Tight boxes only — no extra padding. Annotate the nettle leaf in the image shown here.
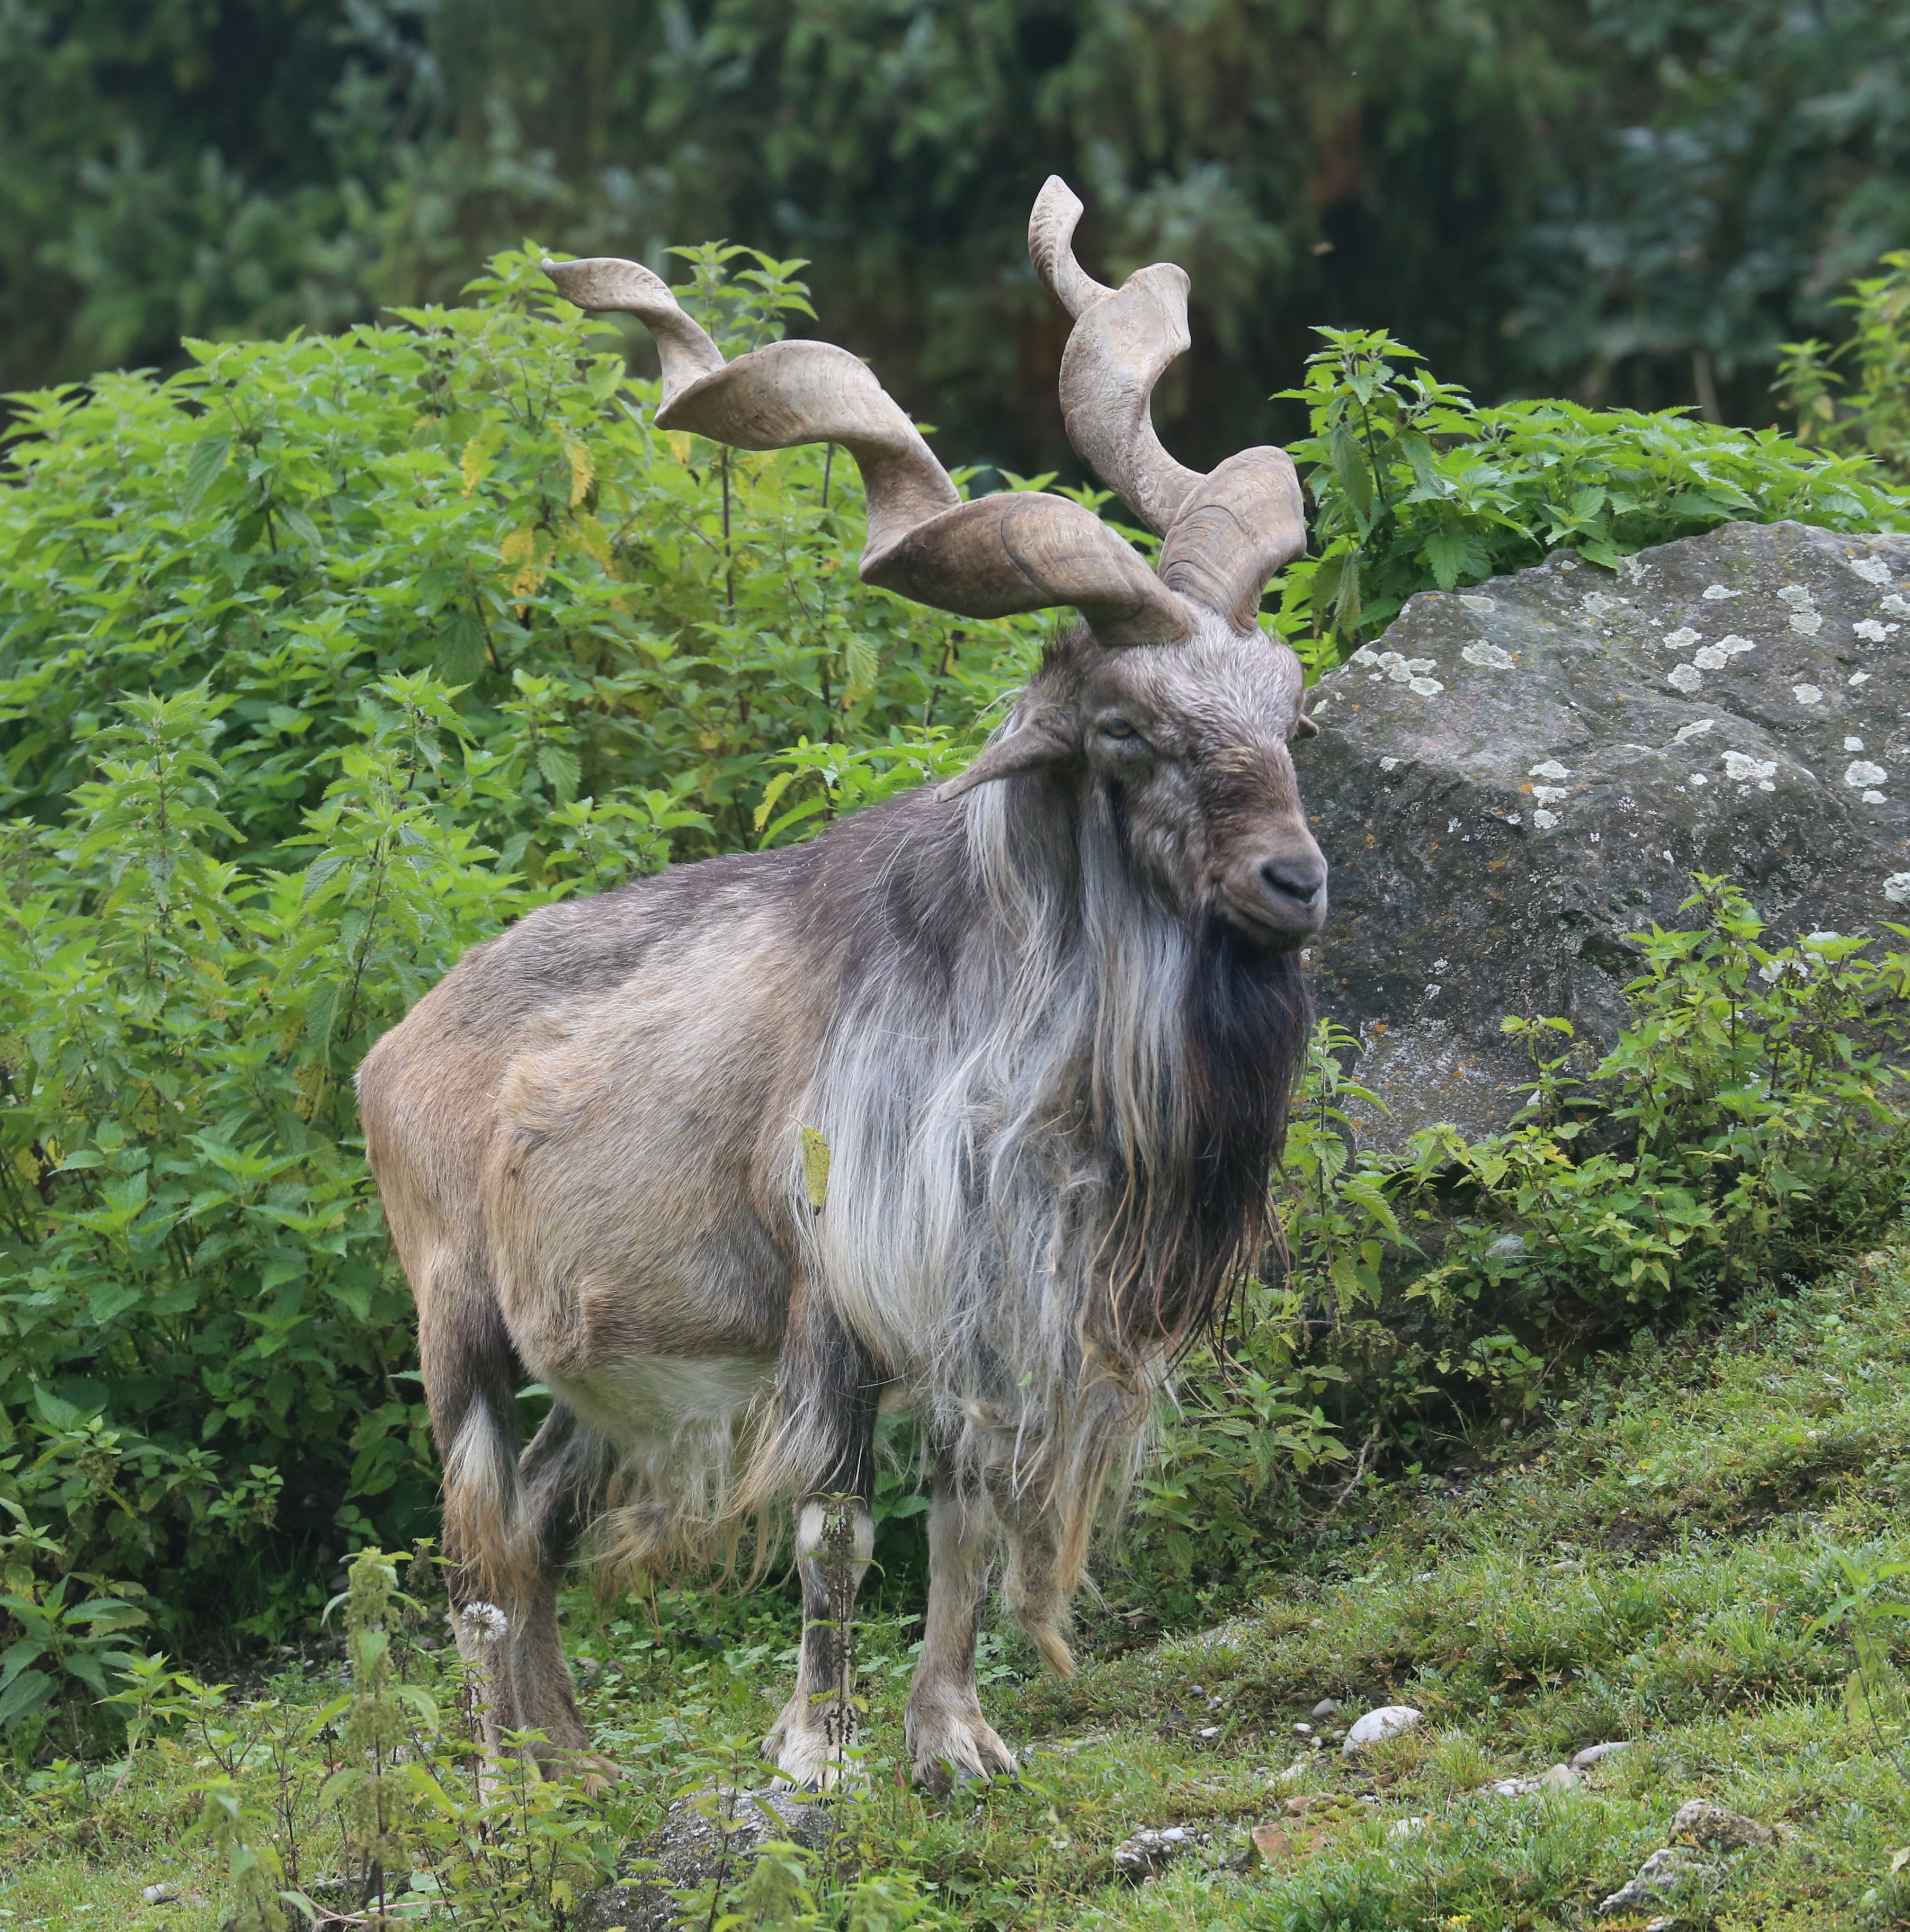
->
[0,1668,55,1730]
[1421,531,1487,592]
[535,743,581,803]
[438,609,489,685]
[180,433,232,511]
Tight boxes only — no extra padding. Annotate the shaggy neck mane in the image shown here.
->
[798,771,1309,1525]
[978,767,1310,1356]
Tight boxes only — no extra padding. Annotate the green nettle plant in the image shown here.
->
[0,245,1042,1642]
[5,237,1910,1673]
[1131,882,1910,1592]
[1268,326,1909,665]
[1778,252,1910,484]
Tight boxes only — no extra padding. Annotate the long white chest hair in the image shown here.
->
[783,771,1276,1596]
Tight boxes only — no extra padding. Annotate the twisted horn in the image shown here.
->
[1028,178,1308,631]
[1029,178,1204,536]
[545,255,1187,647]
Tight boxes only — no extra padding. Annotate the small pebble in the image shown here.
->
[1388,1815,1427,1838]
[1572,1740,1631,1769]
[140,1884,180,1907]
[1342,1705,1422,1756]
[1310,1697,1341,1721]
[1293,1722,1314,1737]
[1197,1725,1222,1740]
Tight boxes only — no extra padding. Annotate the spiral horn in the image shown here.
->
[544,255,1189,647]
[1027,178,1306,632]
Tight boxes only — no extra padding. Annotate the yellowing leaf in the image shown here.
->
[564,439,595,507]
[461,437,488,494]
[800,1124,831,1211]
[501,527,543,600]
[666,431,693,463]
[571,513,612,567]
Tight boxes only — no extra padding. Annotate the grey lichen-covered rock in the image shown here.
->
[1112,1824,1204,1881]
[1297,520,1910,1144]
[571,1786,832,1932]
[1595,1844,1716,1916]
[1669,1798,1775,1850]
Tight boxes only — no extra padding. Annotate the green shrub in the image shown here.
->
[1269,326,1909,663]
[1132,881,1910,1599]
[3,239,1906,1659]
[0,249,1037,1635]
[1778,251,1910,483]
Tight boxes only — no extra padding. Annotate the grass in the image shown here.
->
[6,1255,1910,1930]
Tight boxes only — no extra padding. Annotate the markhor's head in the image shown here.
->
[546,175,1325,947]
[945,614,1326,950]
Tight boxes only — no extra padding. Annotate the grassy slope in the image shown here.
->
[5,1256,1910,1931]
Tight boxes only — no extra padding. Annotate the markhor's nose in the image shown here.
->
[1260,855,1327,909]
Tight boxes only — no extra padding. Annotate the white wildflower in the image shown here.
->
[454,1602,510,1645]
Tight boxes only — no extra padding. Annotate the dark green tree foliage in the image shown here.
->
[7,3,1910,465]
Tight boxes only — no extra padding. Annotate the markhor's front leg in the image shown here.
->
[765,1495,874,1789]
[905,1471,1018,1790]
[762,1294,881,1790]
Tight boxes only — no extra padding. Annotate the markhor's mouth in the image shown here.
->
[1217,889,1318,950]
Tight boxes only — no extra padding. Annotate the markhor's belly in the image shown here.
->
[544,1353,776,1452]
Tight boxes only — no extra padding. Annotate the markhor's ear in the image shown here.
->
[937,708,1077,800]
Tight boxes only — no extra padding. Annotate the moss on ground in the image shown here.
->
[6,1257,1910,1929]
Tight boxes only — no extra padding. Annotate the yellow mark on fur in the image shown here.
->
[800,1125,832,1211]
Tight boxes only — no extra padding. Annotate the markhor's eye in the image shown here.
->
[1101,719,1137,739]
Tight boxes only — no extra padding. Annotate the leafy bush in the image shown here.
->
[1779,252,1910,482]
[1133,881,1910,1599]
[1268,326,1908,662]
[0,251,1037,1635]
[4,239,1906,1664]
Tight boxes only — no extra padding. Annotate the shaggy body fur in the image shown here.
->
[359,620,1320,1786]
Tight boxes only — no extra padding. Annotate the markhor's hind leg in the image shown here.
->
[504,1402,617,1778]
[904,1465,1017,1790]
